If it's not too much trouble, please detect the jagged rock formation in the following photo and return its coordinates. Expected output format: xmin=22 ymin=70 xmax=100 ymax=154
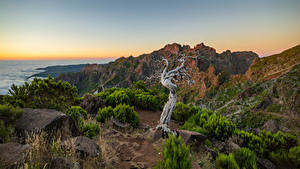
xmin=56 ymin=43 xmax=258 ymax=96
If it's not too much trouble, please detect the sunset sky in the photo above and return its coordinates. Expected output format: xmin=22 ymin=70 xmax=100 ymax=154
xmin=0 ymin=0 xmax=299 ymax=60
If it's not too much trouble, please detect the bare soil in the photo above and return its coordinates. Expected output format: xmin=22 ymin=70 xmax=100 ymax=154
xmin=99 ymin=109 xmax=201 ymax=169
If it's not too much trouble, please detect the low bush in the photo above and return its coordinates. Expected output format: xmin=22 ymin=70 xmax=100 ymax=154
xmin=236 ymin=130 xmax=265 ymax=156
xmin=96 ymin=106 xmax=114 ymax=123
xmin=113 ymin=104 xmax=139 ymax=128
xmin=82 ymin=122 xmax=100 ymax=139
xmin=181 ymin=109 xmax=236 ymax=141
xmin=134 ymin=93 xmax=158 ymax=111
xmin=6 ymin=76 xmax=79 ymax=111
xmin=155 ymin=134 xmax=192 ymax=169
xmin=0 ymin=104 xmax=23 ymax=142
xmin=259 ymin=130 xmax=297 ymax=155
xmin=66 ymin=106 xmax=87 ymax=128
xmin=106 ymin=90 xmax=130 ymax=107
xmin=95 ymin=86 xmax=161 ymax=111
xmin=172 ymin=102 xmax=192 ymax=122
xmin=288 ymin=146 xmax=300 ymax=167
xmin=234 ymin=148 xmax=257 ymax=169
xmin=215 ymin=153 xmax=239 ymax=169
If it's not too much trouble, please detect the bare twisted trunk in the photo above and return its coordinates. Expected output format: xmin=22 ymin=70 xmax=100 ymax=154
xmin=156 ymin=58 xmax=187 ymax=133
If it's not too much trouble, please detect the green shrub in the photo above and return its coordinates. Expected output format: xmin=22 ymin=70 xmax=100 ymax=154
xmin=259 ymin=130 xmax=297 ymax=155
xmin=236 ymin=130 xmax=265 ymax=156
xmin=95 ymin=86 xmax=165 ymax=111
xmin=113 ymin=104 xmax=139 ymax=128
xmin=181 ymin=109 xmax=236 ymax=141
xmin=0 ymin=104 xmax=23 ymax=142
xmin=134 ymin=93 xmax=159 ymax=111
xmin=155 ymin=134 xmax=192 ymax=169
xmin=132 ymin=80 xmax=148 ymax=91
xmin=288 ymin=146 xmax=300 ymax=167
xmin=66 ymin=106 xmax=87 ymax=128
xmin=216 ymin=153 xmax=239 ymax=169
xmin=6 ymin=76 xmax=79 ymax=111
xmin=269 ymin=149 xmax=289 ymax=165
xmin=96 ymin=106 xmax=114 ymax=123
xmin=234 ymin=148 xmax=257 ymax=169
xmin=172 ymin=102 xmax=192 ymax=122
xmin=218 ymin=71 xmax=231 ymax=85
xmin=82 ymin=122 xmax=100 ymax=139
xmin=106 ymin=90 xmax=130 ymax=107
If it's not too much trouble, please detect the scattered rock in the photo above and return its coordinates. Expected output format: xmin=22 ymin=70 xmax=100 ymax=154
xmin=15 ymin=108 xmax=80 ymax=140
xmin=62 ymin=136 xmax=101 ymax=158
xmin=177 ymin=129 xmax=207 ymax=145
xmin=48 ymin=157 xmax=80 ymax=169
xmin=257 ymin=158 xmax=276 ymax=169
xmin=262 ymin=119 xmax=278 ymax=133
xmin=211 ymin=138 xmax=226 ymax=152
xmin=80 ymin=94 xmax=106 ymax=115
xmin=204 ymin=145 xmax=218 ymax=160
xmin=146 ymin=128 xmax=163 ymax=141
xmin=224 ymin=140 xmax=240 ymax=153
xmin=0 ymin=142 xmax=30 ymax=168
xmin=109 ymin=117 xmax=130 ymax=131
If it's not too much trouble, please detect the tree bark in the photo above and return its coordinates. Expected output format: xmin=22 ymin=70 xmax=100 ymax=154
xmin=156 ymin=58 xmax=187 ymax=133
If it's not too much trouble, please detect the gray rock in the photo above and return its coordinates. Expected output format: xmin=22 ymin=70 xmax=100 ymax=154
xmin=80 ymin=94 xmax=106 ymax=115
xmin=263 ymin=119 xmax=278 ymax=134
xmin=62 ymin=136 xmax=101 ymax=158
xmin=177 ymin=130 xmax=207 ymax=145
xmin=204 ymin=145 xmax=218 ymax=160
xmin=257 ymin=158 xmax=276 ymax=169
xmin=109 ymin=117 xmax=130 ymax=131
xmin=211 ymin=138 xmax=226 ymax=152
xmin=0 ymin=142 xmax=30 ymax=168
xmin=48 ymin=157 xmax=78 ymax=169
xmin=224 ymin=140 xmax=240 ymax=153
xmin=15 ymin=108 xmax=80 ymax=140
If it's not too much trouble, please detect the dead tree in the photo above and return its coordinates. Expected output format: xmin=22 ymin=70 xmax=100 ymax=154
xmin=150 ymin=54 xmax=194 ymax=134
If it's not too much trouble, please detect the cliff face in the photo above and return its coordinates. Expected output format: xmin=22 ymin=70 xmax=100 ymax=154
xmin=57 ymin=43 xmax=258 ymax=96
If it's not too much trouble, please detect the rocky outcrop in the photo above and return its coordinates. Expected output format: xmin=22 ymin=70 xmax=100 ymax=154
xmin=57 ymin=43 xmax=258 ymax=96
xmin=62 ymin=136 xmax=101 ymax=157
xmin=15 ymin=108 xmax=80 ymax=140
xmin=177 ymin=129 xmax=207 ymax=145
xmin=0 ymin=142 xmax=30 ymax=168
xmin=80 ymin=94 xmax=106 ymax=115
xmin=48 ymin=157 xmax=80 ymax=169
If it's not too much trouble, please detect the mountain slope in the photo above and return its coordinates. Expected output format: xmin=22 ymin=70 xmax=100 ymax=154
xmin=246 ymin=44 xmax=300 ymax=81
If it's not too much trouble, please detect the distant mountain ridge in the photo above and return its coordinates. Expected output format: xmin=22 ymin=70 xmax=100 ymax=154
xmin=56 ymin=42 xmax=258 ymax=95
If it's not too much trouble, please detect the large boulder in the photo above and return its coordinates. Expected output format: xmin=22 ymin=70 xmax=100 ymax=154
xmin=0 ymin=142 xmax=30 ymax=168
xmin=177 ymin=130 xmax=207 ymax=145
xmin=15 ymin=108 xmax=80 ymax=140
xmin=62 ymin=136 xmax=101 ymax=157
xmin=80 ymin=94 xmax=106 ymax=115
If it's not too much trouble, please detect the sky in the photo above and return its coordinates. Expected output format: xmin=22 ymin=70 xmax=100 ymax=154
xmin=0 ymin=0 xmax=299 ymax=60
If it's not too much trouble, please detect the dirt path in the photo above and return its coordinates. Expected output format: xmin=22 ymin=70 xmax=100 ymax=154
xmin=98 ymin=109 xmax=200 ymax=169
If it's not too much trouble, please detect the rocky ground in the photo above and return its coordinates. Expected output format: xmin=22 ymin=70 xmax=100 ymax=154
xmin=0 ymin=108 xmax=207 ymax=169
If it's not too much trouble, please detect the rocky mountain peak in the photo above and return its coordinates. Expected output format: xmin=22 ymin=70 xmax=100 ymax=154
xmin=161 ymin=43 xmax=182 ymax=54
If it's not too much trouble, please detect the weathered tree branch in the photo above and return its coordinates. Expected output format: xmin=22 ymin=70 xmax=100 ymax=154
xmin=155 ymin=54 xmax=195 ymax=134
